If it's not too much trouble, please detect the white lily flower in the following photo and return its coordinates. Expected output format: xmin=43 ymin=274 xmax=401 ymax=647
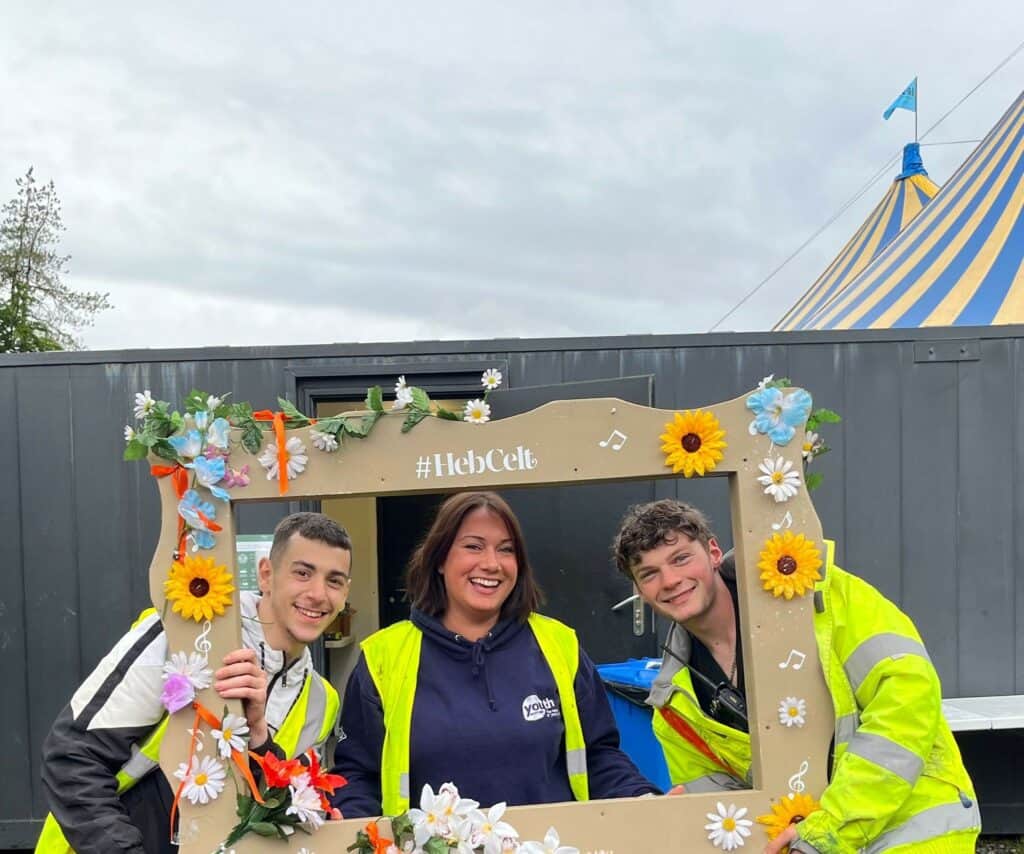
xmin=438 ymin=782 xmax=479 ymax=822
xmin=133 ymin=390 xmax=155 ymax=420
xmin=206 ymin=394 xmax=223 ymax=411
xmin=408 ymin=784 xmax=451 ymax=846
xmin=517 ymin=826 xmax=579 ymax=853
xmin=467 ymin=802 xmax=518 ymax=854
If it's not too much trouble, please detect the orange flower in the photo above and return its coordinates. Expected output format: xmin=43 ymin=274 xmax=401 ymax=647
xmin=251 ymin=751 xmax=306 ymax=789
xmin=305 ymin=748 xmax=347 ymax=795
xmin=365 ymin=820 xmax=394 ymax=854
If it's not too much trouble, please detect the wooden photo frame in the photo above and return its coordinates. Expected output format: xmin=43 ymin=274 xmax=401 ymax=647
xmin=149 ymin=388 xmax=831 ymax=853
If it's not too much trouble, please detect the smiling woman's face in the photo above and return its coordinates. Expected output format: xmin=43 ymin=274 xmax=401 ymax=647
xmin=440 ymin=507 xmax=519 ymax=633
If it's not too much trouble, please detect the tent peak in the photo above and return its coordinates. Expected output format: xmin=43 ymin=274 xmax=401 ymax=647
xmin=897 ymin=141 xmax=928 ymax=180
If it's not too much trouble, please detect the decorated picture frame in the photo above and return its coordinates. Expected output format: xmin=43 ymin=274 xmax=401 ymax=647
xmin=137 ymin=380 xmax=833 ymax=853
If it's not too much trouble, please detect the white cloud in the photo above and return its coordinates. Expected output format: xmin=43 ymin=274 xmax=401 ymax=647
xmin=2 ymin=1 xmax=1021 ymax=350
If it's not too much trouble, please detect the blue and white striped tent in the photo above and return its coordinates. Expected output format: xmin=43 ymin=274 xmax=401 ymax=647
xmin=780 ymin=90 xmax=1024 ymax=329
xmin=775 ymin=142 xmax=939 ymax=331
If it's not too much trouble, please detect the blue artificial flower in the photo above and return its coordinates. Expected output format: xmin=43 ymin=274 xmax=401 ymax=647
xmin=194 ymin=410 xmax=210 ymax=431
xmin=206 ymin=417 xmax=230 ymax=451
xmin=746 ymin=387 xmax=813 ymax=446
xmin=185 ymin=456 xmax=230 ymax=501
xmin=168 ymin=429 xmax=203 ymax=459
xmin=189 ymin=530 xmax=216 ymax=550
xmin=178 ymin=489 xmax=218 ymax=531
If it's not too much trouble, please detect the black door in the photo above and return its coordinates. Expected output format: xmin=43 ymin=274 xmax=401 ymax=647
xmin=377 ymin=376 xmax=659 ymax=664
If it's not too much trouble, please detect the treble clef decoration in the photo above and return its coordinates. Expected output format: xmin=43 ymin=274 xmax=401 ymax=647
xmin=194 ymin=620 xmax=213 ymax=657
xmin=788 ymin=760 xmax=809 ymax=793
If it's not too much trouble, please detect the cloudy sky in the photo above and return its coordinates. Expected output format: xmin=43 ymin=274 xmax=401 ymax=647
xmin=3 ymin=2 xmax=1022 ymax=351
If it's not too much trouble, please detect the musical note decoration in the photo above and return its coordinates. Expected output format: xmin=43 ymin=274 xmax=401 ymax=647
xmin=778 ymin=649 xmax=806 ymax=671
xmin=598 ymin=429 xmax=628 ymax=451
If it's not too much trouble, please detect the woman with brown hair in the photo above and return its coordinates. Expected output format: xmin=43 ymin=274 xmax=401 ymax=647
xmin=331 ymin=491 xmax=657 ymax=817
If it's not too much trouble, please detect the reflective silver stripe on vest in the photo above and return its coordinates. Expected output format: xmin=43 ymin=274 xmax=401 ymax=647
xmin=120 ymin=744 xmax=160 ymax=781
xmin=844 ymin=633 xmax=931 ymax=694
xmin=682 ymin=772 xmax=748 ymax=793
xmin=846 ymin=732 xmax=923 ymax=785
xmin=297 ymin=675 xmax=328 ymax=753
xmin=399 ymin=772 xmax=410 ymax=800
xmin=864 ymin=799 xmax=981 ymax=853
xmin=566 ymin=748 xmax=588 ymax=777
xmin=835 ymin=711 xmax=860 ymax=745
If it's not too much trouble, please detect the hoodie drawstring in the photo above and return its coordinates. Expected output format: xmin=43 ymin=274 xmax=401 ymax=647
xmin=470 ymin=641 xmax=497 ymax=711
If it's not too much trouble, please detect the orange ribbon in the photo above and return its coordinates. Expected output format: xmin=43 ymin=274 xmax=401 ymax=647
xmin=150 ymin=463 xmax=189 ymax=499
xmin=253 ymin=410 xmax=289 ymax=495
xmin=168 ymin=702 xmax=265 ymax=843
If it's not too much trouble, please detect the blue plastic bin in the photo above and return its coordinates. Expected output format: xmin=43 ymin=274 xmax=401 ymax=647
xmin=596 ymin=658 xmax=671 ymax=793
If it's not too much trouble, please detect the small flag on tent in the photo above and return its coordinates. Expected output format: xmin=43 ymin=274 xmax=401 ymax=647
xmin=883 ymin=78 xmax=917 ymax=120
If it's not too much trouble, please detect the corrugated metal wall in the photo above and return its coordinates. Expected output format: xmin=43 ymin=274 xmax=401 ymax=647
xmin=1 ymin=325 xmax=1022 ymax=846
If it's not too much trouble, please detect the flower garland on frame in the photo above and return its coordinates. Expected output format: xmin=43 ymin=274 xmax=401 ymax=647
xmin=349 ymin=782 xmax=584 ymax=854
xmin=124 ymin=370 xmax=505 ymax=507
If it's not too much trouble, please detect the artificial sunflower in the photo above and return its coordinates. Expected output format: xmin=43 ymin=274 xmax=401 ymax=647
xmin=757 ymin=531 xmax=822 ymax=599
xmin=165 ymin=554 xmax=235 ymax=622
xmin=660 ymin=409 xmax=727 ymax=477
xmin=756 ymin=792 xmax=822 ymax=841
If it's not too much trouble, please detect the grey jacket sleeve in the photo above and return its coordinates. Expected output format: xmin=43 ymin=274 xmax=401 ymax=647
xmin=40 ymin=614 xmax=168 ymax=854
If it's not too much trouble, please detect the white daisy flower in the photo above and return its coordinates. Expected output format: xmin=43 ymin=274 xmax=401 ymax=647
xmin=174 ymin=755 xmax=226 ymax=805
xmin=802 ymin=430 xmax=822 ymax=461
xmin=756 ymin=457 xmax=801 ymax=503
xmin=258 ymin=436 xmax=308 ymax=481
xmin=464 ymin=399 xmax=491 ymax=424
xmin=286 ymin=775 xmax=324 ymax=829
xmin=481 ymin=369 xmax=503 ymax=390
xmin=393 ymin=385 xmax=414 ymax=411
xmin=310 ymin=429 xmax=339 ymax=452
xmin=778 ymin=696 xmax=807 ymax=727
xmin=162 ymin=651 xmax=213 ymax=691
xmin=133 ymin=390 xmax=155 ymax=420
xmin=211 ymin=713 xmax=249 ymax=758
xmin=124 ymin=425 xmax=136 ymax=443
xmin=705 ymin=802 xmax=752 ymax=851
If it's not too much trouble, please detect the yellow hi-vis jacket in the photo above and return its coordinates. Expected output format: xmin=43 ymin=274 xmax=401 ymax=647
xmin=647 ymin=541 xmax=980 ymax=854
xmin=361 ymin=613 xmax=590 ymax=815
xmin=36 ymin=608 xmax=339 ymax=854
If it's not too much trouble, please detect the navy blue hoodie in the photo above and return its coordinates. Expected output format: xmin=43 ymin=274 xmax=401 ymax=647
xmin=331 ymin=609 xmax=657 ymax=817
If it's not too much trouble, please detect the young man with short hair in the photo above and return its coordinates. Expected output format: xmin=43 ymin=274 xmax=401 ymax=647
xmin=613 ymin=499 xmax=980 ymax=854
xmin=37 ymin=512 xmax=352 ymax=854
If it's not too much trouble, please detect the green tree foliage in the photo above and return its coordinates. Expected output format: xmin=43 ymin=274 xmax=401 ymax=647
xmin=0 ymin=168 xmax=111 ymax=352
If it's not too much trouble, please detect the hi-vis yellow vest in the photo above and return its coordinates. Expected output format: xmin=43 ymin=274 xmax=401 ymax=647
xmin=651 ymin=542 xmax=981 ymax=853
xmin=362 ymin=613 xmax=589 ymax=815
xmin=36 ymin=610 xmax=339 ymax=854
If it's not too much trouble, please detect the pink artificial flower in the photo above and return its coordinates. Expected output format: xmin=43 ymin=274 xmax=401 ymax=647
xmin=221 ymin=465 xmax=250 ymax=489
xmin=161 ymin=673 xmax=196 ymax=713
